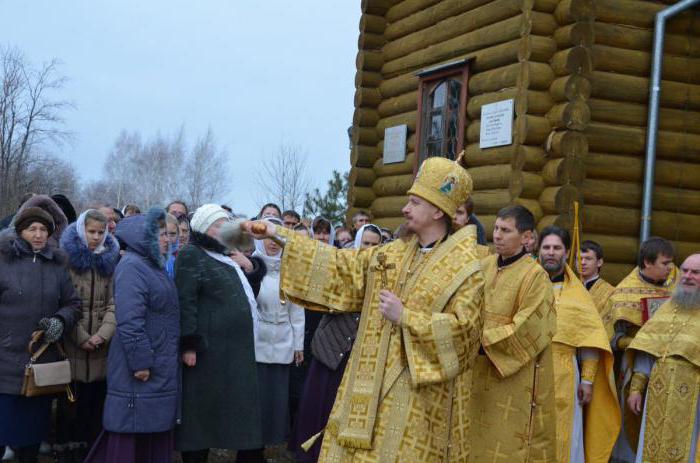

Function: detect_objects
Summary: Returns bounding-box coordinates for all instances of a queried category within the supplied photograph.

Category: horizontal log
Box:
[355,70,382,89]
[385,0,492,41]
[371,195,408,218]
[588,98,700,135]
[539,185,581,214]
[378,92,416,119]
[589,71,700,111]
[382,15,527,78]
[471,189,512,214]
[542,157,585,186]
[353,126,380,147]
[595,0,700,35]
[361,0,394,16]
[553,22,594,49]
[382,0,525,62]
[349,186,376,208]
[582,205,700,241]
[372,173,414,197]
[354,87,382,108]
[379,74,418,100]
[385,0,442,24]
[551,47,593,77]
[513,197,544,223]
[554,0,594,25]
[373,217,406,232]
[477,214,497,240]
[468,164,512,190]
[356,50,383,72]
[373,152,416,176]
[546,130,588,159]
[592,45,700,85]
[585,153,700,190]
[549,75,591,103]
[351,145,380,168]
[358,32,386,51]
[469,62,554,94]
[581,233,699,265]
[582,178,700,214]
[546,101,590,131]
[533,0,558,13]
[510,171,545,199]
[593,22,700,58]
[349,166,376,187]
[515,115,551,145]
[537,214,572,233]
[463,143,547,171]
[359,14,386,35]
[585,122,700,162]
[353,108,380,127]
[376,110,417,134]
[600,263,636,286]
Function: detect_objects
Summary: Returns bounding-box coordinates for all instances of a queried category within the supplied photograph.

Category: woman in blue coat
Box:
[85,208,180,463]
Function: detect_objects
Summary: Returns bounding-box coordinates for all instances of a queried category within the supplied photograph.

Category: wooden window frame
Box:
[414,60,471,175]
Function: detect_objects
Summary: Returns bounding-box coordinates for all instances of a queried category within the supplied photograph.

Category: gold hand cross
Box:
[372,252,395,289]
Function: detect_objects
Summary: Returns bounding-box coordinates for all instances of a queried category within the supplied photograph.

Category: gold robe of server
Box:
[264,157,485,462]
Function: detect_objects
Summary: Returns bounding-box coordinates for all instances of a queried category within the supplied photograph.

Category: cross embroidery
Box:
[495,396,518,420]
[486,442,508,463]
[372,252,395,289]
[522,332,542,353]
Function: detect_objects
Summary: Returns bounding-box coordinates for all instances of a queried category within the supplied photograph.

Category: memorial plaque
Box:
[383,124,407,164]
[479,99,514,149]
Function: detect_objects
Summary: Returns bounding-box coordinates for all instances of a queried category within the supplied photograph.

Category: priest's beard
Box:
[671,286,700,311]
[541,256,565,278]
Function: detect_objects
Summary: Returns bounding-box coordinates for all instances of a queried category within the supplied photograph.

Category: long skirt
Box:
[0,393,52,447]
[289,356,348,463]
[257,362,290,446]
[84,430,174,463]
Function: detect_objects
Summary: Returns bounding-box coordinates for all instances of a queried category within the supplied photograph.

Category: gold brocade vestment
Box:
[588,278,615,315]
[276,225,484,462]
[467,253,557,463]
[551,266,620,463]
[629,301,700,463]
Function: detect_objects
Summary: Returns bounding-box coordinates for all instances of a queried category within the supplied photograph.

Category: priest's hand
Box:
[627,392,643,415]
[577,382,593,405]
[379,289,403,324]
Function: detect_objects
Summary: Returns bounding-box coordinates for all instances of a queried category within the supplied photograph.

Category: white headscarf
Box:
[190,204,230,234]
[253,217,283,257]
[310,216,336,246]
[353,224,382,250]
[77,209,109,254]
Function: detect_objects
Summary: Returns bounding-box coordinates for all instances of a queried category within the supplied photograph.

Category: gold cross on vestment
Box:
[495,396,518,420]
[372,252,395,289]
[486,442,508,463]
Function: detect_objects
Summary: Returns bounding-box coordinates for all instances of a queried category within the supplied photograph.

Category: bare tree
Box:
[256,143,310,212]
[183,127,230,208]
[0,46,72,215]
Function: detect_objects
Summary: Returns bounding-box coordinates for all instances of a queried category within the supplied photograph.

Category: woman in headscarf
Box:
[85,208,180,463]
[175,205,262,463]
[252,218,304,458]
[0,207,81,463]
[56,209,120,463]
[257,203,281,220]
[289,224,382,462]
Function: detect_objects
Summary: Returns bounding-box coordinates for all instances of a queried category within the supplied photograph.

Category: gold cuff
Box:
[580,358,599,383]
[630,372,649,395]
[617,336,633,350]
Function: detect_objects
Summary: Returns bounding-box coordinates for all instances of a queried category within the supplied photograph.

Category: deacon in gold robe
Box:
[580,240,615,314]
[247,157,484,462]
[605,238,677,462]
[468,205,558,463]
[539,227,620,463]
[627,253,700,463]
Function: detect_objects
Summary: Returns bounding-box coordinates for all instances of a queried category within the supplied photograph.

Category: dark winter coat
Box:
[175,231,262,451]
[245,255,266,297]
[60,222,120,383]
[0,233,81,395]
[102,209,181,434]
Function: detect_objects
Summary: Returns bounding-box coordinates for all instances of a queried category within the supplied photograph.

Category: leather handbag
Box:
[21,330,75,401]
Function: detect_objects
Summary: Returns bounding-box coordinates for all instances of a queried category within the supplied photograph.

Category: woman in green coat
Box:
[175,205,262,463]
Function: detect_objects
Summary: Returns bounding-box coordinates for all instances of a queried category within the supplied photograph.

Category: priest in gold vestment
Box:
[539,227,620,463]
[580,240,615,314]
[468,205,558,463]
[627,254,700,463]
[605,238,677,462]
[247,157,484,462]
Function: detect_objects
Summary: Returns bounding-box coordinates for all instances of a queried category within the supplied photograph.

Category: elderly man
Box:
[627,253,700,463]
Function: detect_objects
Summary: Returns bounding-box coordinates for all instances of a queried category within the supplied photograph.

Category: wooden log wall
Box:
[580,0,700,284]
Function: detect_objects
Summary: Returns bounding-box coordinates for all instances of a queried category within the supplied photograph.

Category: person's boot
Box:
[14,445,39,463]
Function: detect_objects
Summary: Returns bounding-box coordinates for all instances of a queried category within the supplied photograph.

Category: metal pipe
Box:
[640,0,700,242]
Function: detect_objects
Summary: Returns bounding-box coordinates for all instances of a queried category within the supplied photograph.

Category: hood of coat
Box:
[115,207,165,268]
[189,230,229,254]
[60,222,120,276]
[13,195,69,239]
[0,229,67,265]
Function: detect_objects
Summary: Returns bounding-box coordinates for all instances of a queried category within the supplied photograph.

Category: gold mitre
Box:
[406,152,473,219]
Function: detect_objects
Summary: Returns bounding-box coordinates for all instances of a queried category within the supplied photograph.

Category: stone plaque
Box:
[383,124,407,164]
[479,99,514,149]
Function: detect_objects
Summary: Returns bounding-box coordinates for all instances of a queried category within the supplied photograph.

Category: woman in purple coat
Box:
[85,208,180,463]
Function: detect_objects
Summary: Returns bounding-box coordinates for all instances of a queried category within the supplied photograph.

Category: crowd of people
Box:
[0,158,697,463]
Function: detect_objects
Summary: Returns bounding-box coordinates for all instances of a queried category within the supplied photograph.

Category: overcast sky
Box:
[4,1,360,216]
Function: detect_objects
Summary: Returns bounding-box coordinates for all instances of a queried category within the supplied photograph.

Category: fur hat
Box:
[190,204,230,234]
[406,157,473,219]
[14,194,68,239]
[14,207,55,235]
